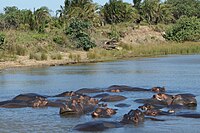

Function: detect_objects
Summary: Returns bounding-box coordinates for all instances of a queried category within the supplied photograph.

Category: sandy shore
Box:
[0,52,93,70]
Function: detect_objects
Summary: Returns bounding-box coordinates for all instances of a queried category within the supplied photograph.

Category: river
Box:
[0,55,200,133]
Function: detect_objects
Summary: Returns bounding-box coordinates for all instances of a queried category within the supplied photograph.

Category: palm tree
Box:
[34,7,51,32]
[57,0,100,27]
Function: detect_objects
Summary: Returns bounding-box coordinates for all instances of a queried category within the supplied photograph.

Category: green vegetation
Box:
[164,17,200,41]
[0,0,199,64]
[66,19,95,51]
[87,42,200,61]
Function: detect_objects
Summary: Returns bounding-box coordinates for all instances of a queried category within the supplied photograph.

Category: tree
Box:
[34,7,51,32]
[166,0,200,20]
[3,6,21,29]
[102,0,138,24]
[164,16,200,41]
[57,0,99,27]
[140,0,173,24]
[0,33,5,49]
[66,19,96,51]
[133,0,142,10]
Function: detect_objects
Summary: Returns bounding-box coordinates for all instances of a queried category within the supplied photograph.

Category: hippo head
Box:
[151,87,165,93]
[171,94,197,107]
[110,89,121,93]
[91,107,116,118]
[152,93,173,105]
[144,109,159,116]
[138,103,155,111]
[59,100,83,115]
[29,97,48,108]
[121,109,144,124]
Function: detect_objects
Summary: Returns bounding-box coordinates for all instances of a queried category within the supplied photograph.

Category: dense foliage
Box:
[166,0,200,20]
[0,33,5,48]
[102,0,138,24]
[164,17,200,41]
[66,19,96,51]
[0,0,199,52]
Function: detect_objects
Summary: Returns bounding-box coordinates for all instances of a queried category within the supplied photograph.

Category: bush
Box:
[53,35,64,45]
[51,53,62,60]
[108,25,120,41]
[29,52,47,60]
[41,53,47,60]
[29,52,41,60]
[66,19,96,51]
[0,33,5,48]
[164,16,200,41]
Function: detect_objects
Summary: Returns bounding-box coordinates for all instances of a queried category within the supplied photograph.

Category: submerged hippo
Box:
[106,85,149,92]
[93,93,110,98]
[135,93,197,108]
[59,95,98,115]
[120,109,144,124]
[52,91,77,97]
[106,85,166,93]
[138,103,163,111]
[91,107,117,118]
[0,100,28,108]
[100,95,127,102]
[0,93,48,108]
[75,88,104,94]
[176,113,200,118]
[74,120,122,132]
[153,93,197,107]
[151,87,166,93]
[115,103,131,108]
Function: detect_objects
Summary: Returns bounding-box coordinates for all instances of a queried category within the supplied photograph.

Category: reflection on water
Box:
[0,55,200,132]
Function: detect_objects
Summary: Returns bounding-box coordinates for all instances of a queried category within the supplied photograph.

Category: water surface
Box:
[0,55,200,133]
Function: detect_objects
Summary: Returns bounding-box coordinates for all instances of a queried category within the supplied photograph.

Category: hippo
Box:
[120,109,144,124]
[144,109,174,116]
[0,93,48,108]
[100,95,127,102]
[59,95,98,115]
[13,93,48,101]
[75,88,104,94]
[115,103,131,108]
[138,103,163,111]
[153,93,197,107]
[136,93,197,108]
[176,113,200,118]
[91,107,117,118]
[0,100,28,108]
[74,120,122,131]
[93,93,110,98]
[106,85,149,92]
[151,87,166,93]
[52,91,77,97]
[171,94,197,107]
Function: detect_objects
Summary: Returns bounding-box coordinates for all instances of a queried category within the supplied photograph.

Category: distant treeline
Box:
[0,0,199,50]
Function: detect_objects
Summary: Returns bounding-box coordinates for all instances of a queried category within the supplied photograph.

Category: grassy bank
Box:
[87,42,200,61]
[0,24,200,70]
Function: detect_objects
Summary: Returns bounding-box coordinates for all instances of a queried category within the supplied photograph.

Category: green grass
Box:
[87,42,200,61]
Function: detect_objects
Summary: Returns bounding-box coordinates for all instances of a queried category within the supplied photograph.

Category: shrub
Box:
[108,25,120,41]
[164,16,200,41]
[0,33,5,48]
[51,53,62,60]
[53,35,64,45]
[41,52,47,60]
[66,19,96,51]
[29,52,41,60]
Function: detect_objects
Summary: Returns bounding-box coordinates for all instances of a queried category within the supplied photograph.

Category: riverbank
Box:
[1,41,200,70]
